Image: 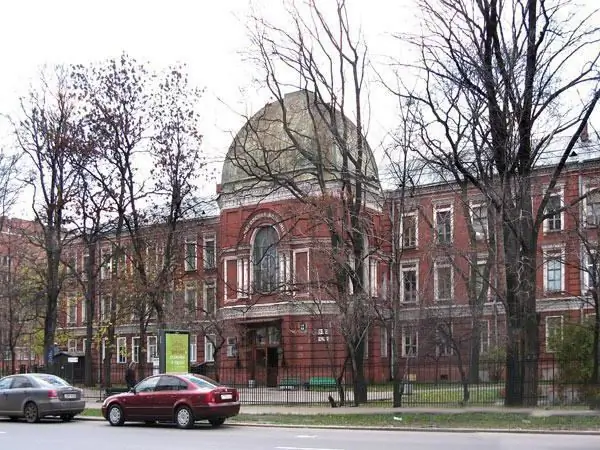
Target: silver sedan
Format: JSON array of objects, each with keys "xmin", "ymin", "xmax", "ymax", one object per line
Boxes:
[{"xmin": 0, "ymin": 373, "xmax": 85, "ymax": 423}]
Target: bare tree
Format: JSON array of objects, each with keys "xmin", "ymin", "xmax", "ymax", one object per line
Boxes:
[
  {"xmin": 235, "ymin": 0, "xmax": 377, "ymax": 405},
  {"xmin": 14, "ymin": 68, "xmax": 84, "ymax": 369},
  {"xmin": 391, "ymin": 0, "xmax": 600, "ymax": 406}
]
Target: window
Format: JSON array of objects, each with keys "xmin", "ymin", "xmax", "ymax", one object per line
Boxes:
[
  {"xmin": 190, "ymin": 335, "xmax": 197, "ymax": 363},
  {"xmin": 434, "ymin": 206, "xmax": 452, "ymax": 244},
  {"xmin": 544, "ymin": 249, "xmax": 564, "ymax": 293},
  {"xmin": 136, "ymin": 376, "xmax": 159, "ymax": 393},
  {"xmin": 67, "ymin": 298, "xmax": 77, "ymax": 325},
  {"xmin": 473, "ymin": 261, "xmax": 490, "ymax": 302},
  {"xmin": 401, "ymin": 263, "xmax": 418, "ymax": 303},
  {"xmin": 117, "ymin": 337, "xmax": 127, "ymax": 364},
  {"xmin": 402, "ymin": 328, "xmax": 418, "ymax": 357},
  {"xmin": 369, "ymin": 258, "xmax": 378, "ymax": 297},
  {"xmin": 434, "ymin": 262, "xmax": 453, "ymax": 302},
  {"xmin": 545, "ymin": 316, "xmax": 564, "ymax": 352},
  {"xmin": 585, "ymin": 189, "xmax": 600, "ymax": 227},
  {"xmin": 544, "ymin": 193, "xmax": 563, "ymax": 232},
  {"xmin": 203, "ymin": 236, "xmax": 216, "ymax": 269},
  {"xmin": 101, "ymin": 248, "xmax": 112, "ymax": 279},
  {"xmin": 82, "ymin": 253, "xmax": 90, "ymax": 280},
  {"xmin": 253, "ymin": 226, "xmax": 279, "ymax": 292},
  {"xmin": 184, "ymin": 239, "xmax": 197, "ymax": 271},
  {"xmin": 81, "ymin": 298, "xmax": 87, "ymax": 324},
  {"xmin": 132, "ymin": 337, "xmax": 140, "ymax": 363},
  {"xmin": 471, "ymin": 204, "xmax": 488, "ymax": 239},
  {"xmin": 316, "ymin": 328, "xmax": 330, "ymax": 342},
  {"xmin": 82, "ymin": 339, "xmax": 88, "ymax": 353},
  {"xmin": 584, "ymin": 249, "xmax": 600, "ymax": 292},
  {"xmin": 435, "ymin": 325, "xmax": 453, "ymax": 356},
  {"xmin": 185, "ymin": 284, "xmax": 197, "ymax": 316},
  {"xmin": 99, "ymin": 293, "xmax": 111, "ymax": 321},
  {"xmin": 380, "ymin": 326, "xmax": 388, "ymax": 358},
  {"xmin": 479, "ymin": 320, "xmax": 490, "ymax": 354},
  {"xmin": 156, "ymin": 375, "xmax": 188, "ymax": 391},
  {"xmin": 0, "ymin": 378, "xmax": 12, "ymax": 389},
  {"xmin": 204, "ymin": 281, "xmax": 216, "ymax": 315},
  {"xmin": 147, "ymin": 336, "xmax": 158, "ymax": 363},
  {"xmin": 101, "ymin": 338, "xmax": 107, "ymax": 361},
  {"xmin": 204, "ymin": 335, "xmax": 215, "ymax": 362},
  {"xmin": 401, "ymin": 213, "xmax": 417, "ymax": 248},
  {"xmin": 226, "ymin": 337, "xmax": 237, "ymax": 357},
  {"xmin": 67, "ymin": 339, "xmax": 77, "ymax": 353}
]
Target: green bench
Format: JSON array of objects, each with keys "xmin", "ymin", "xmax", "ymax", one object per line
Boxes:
[
  {"xmin": 278, "ymin": 377, "xmax": 302, "ymax": 390},
  {"xmin": 306, "ymin": 377, "xmax": 336, "ymax": 390}
]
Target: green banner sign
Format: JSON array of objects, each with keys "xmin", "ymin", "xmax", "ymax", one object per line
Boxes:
[{"xmin": 164, "ymin": 332, "xmax": 189, "ymax": 374}]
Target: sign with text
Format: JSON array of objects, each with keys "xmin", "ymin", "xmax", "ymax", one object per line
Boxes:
[{"xmin": 160, "ymin": 330, "xmax": 190, "ymax": 374}]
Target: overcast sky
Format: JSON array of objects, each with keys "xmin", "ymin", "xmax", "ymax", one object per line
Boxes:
[{"xmin": 0, "ymin": 0, "xmax": 597, "ymax": 218}]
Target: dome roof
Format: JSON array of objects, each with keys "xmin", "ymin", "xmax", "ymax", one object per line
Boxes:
[{"xmin": 220, "ymin": 90, "xmax": 379, "ymax": 194}]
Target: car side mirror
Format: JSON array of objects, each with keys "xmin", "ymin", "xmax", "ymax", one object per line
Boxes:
[{"xmin": 129, "ymin": 387, "xmax": 136, "ymax": 394}]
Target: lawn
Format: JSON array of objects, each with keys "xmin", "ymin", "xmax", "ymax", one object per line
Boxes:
[{"xmin": 79, "ymin": 408, "xmax": 600, "ymax": 431}]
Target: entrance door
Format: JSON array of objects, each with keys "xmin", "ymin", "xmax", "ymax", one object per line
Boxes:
[{"xmin": 266, "ymin": 347, "xmax": 279, "ymax": 388}]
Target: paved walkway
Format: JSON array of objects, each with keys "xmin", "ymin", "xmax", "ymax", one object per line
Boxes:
[{"xmin": 84, "ymin": 401, "xmax": 600, "ymax": 416}]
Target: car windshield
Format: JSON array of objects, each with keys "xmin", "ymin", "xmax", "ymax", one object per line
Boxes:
[
  {"xmin": 183, "ymin": 374, "xmax": 220, "ymax": 389},
  {"xmin": 32, "ymin": 374, "xmax": 71, "ymax": 387}
]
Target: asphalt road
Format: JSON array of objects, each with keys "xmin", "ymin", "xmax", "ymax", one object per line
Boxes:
[{"xmin": 1, "ymin": 419, "xmax": 599, "ymax": 450}]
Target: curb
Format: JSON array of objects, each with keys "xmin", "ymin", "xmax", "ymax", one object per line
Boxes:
[{"xmin": 75, "ymin": 416, "xmax": 600, "ymax": 435}]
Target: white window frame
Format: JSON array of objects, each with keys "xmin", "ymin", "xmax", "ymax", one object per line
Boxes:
[
  {"xmin": 82, "ymin": 338, "xmax": 87, "ymax": 353},
  {"xmin": 132, "ymin": 337, "xmax": 140, "ymax": 363},
  {"xmin": 479, "ymin": 320, "xmax": 490, "ymax": 354},
  {"xmin": 434, "ymin": 205, "xmax": 453, "ymax": 244},
  {"xmin": 116, "ymin": 337, "xmax": 127, "ymax": 364},
  {"xmin": 203, "ymin": 235, "xmax": 216, "ymax": 269},
  {"xmin": 543, "ymin": 189, "xmax": 564, "ymax": 233},
  {"xmin": 545, "ymin": 315, "xmax": 564, "ymax": 352},
  {"xmin": 67, "ymin": 339, "xmax": 77, "ymax": 353},
  {"xmin": 543, "ymin": 247, "xmax": 565, "ymax": 293},
  {"xmin": 380, "ymin": 326, "xmax": 388, "ymax": 358},
  {"xmin": 401, "ymin": 212, "xmax": 418, "ymax": 248},
  {"xmin": 190, "ymin": 335, "xmax": 197, "ymax": 363},
  {"xmin": 204, "ymin": 335, "xmax": 215, "ymax": 362},
  {"xmin": 583, "ymin": 246, "xmax": 600, "ymax": 293},
  {"xmin": 80, "ymin": 297, "xmax": 86, "ymax": 324},
  {"xmin": 401, "ymin": 328, "xmax": 418, "ymax": 357},
  {"xmin": 474, "ymin": 260, "xmax": 492, "ymax": 303},
  {"xmin": 470, "ymin": 203, "xmax": 488, "ymax": 240},
  {"xmin": 184, "ymin": 238, "xmax": 197, "ymax": 272},
  {"xmin": 147, "ymin": 336, "xmax": 158, "ymax": 363},
  {"xmin": 185, "ymin": 283, "xmax": 197, "ymax": 315},
  {"xmin": 226, "ymin": 337, "xmax": 237, "ymax": 357},
  {"xmin": 369, "ymin": 257, "xmax": 378, "ymax": 297},
  {"xmin": 435, "ymin": 325, "xmax": 453, "ymax": 357},
  {"xmin": 236, "ymin": 256, "xmax": 249, "ymax": 299},
  {"xmin": 82, "ymin": 253, "xmax": 90, "ymax": 280},
  {"xmin": 100, "ymin": 247, "xmax": 112, "ymax": 280},
  {"xmin": 434, "ymin": 260, "xmax": 453, "ymax": 302},
  {"xmin": 584, "ymin": 185, "xmax": 600, "ymax": 228},
  {"xmin": 400, "ymin": 262, "xmax": 419, "ymax": 304},
  {"xmin": 67, "ymin": 298, "xmax": 77, "ymax": 326},
  {"xmin": 203, "ymin": 280, "xmax": 217, "ymax": 315},
  {"xmin": 101, "ymin": 338, "xmax": 107, "ymax": 361}
]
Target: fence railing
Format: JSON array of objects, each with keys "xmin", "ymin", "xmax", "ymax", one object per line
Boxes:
[{"xmin": 3, "ymin": 357, "xmax": 598, "ymax": 407}]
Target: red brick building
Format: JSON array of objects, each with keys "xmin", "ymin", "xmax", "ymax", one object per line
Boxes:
[{"xmin": 23, "ymin": 91, "xmax": 600, "ymax": 386}]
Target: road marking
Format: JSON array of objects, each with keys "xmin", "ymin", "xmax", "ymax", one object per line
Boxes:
[
  {"xmin": 296, "ymin": 435, "xmax": 318, "ymax": 438},
  {"xmin": 275, "ymin": 447, "xmax": 342, "ymax": 450}
]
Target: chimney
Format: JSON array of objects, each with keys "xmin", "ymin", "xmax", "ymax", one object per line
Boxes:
[{"xmin": 581, "ymin": 122, "xmax": 590, "ymax": 143}]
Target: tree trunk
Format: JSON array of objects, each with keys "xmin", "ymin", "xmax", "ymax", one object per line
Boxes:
[
  {"xmin": 84, "ymin": 243, "xmax": 96, "ymax": 387},
  {"xmin": 138, "ymin": 316, "xmax": 147, "ymax": 380},
  {"xmin": 469, "ymin": 324, "xmax": 481, "ymax": 384},
  {"xmin": 351, "ymin": 340, "xmax": 367, "ymax": 405},
  {"xmin": 592, "ymin": 293, "xmax": 600, "ymax": 384}
]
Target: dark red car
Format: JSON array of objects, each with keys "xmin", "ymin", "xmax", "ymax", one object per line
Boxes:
[{"xmin": 101, "ymin": 373, "xmax": 240, "ymax": 429}]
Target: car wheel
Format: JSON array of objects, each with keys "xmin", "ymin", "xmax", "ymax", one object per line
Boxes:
[
  {"xmin": 209, "ymin": 418, "xmax": 226, "ymax": 428},
  {"xmin": 107, "ymin": 404, "xmax": 125, "ymax": 427},
  {"xmin": 175, "ymin": 406, "xmax": 194, "ymax": 429},
  {"xmin": 61, "ymin": 414, "xmax": 74, "ymax": 422},
  {"xmin": 24, "ymin": 402, "xmax": 40, "ymax": 424}
]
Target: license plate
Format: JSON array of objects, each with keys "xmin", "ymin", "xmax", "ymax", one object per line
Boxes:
[
  {"xmin": 220, "ymin": 393, "xmax": 233, "ymax": 400},
  {"xmin": 64, "ymin": 393, "xmax": 77, "ymax": 399}
]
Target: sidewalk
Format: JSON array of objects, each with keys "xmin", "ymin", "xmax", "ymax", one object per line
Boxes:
[{"xmin": 84, "ymin": 401, "xmax": 600, "ymax": 416}]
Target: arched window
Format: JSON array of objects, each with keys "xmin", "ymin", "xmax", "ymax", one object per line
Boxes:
[{"xmin": 253, "ymin": 226, "xmax": 279, "ymax": 292}]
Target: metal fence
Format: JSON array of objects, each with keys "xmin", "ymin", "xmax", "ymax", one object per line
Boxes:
[{"xmin": 48, "ymin": 357, "xmax": 597, "ymax": 407}]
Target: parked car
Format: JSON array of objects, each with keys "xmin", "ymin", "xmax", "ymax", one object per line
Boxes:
[
  {"xmin": 0, "ymin": 373, "xmax": 85, "ymax": 423},
  {"xmin": 101, "ymin": 373, "xmax": 240, "ymax": 429}
]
